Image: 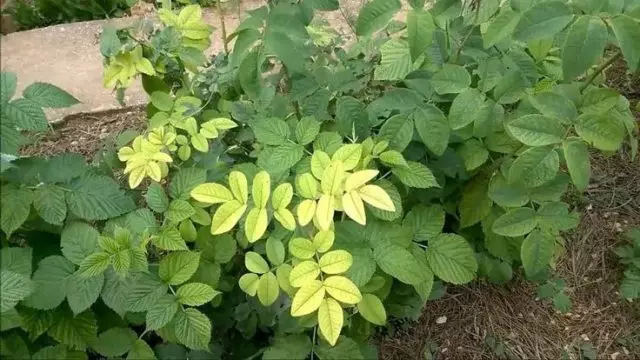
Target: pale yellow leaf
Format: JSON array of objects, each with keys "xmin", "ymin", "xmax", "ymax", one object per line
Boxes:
[
  {"xmin": 211, "ymin": 200, "xmax": 247, "ymax": 235},
  {"xmin": 315, "ymin": 194, "xmax": 335, "ymax": 231},
  {"xmin": 331, "ymin": 144, "xmax": 363, "ymax": 170},
  {"xmin": 358, "ymin": 185, "xmax": 395, "ymax": 211},
  {"xmin": 318, "ymin": 250, "xmax": 353, "ymax": 275},
  {"xmin": 128, "ymin": 166, "xmax": 146, "ymax": 189},
  {"xmin": 344, "ymin": 170, "xmax": 379, "ymax": 192},
  {"xmin": 313, "ymin": 230, "xmax": 335, "ymax": 253},
  {"xmin": 289, "ymin": 260, "xmax": 321, "ymax": 288},
  {"xmin": 271, "ymin": 183, "xmax": 293, "ymax": 209},
  {"xmin": 321, "ymin": 161, "xmax": 345, "ymax": 195},
  {"xmin": 238, "ymin": 273, "xmax": 259, "ymax": 296},
  {"xmin": 295, "ymin": 173, "xmax": 318, "ymax": 199},
  {"xmin": 323, "ymin": 276, "xmax": 362, "ymax": 304},
  {"xmin": 273, "ymin": 208, "xmax": 296, "ymax": 231},
  {"xmin": 311, "ymin": 151, "xmax": 331, "ymax": 180},
  {"xmin": 252, "ymin": 171, "xmax": 271, "ymax": 208},
  {"xmin": 244, "ymin": 208, "xmax": 268, "ymax": 243},
  {"xmin": 297, "ymin": 199, "xmax": 317, "ymax": 226},
  {"xmin": 228, "ymin": 171, "xmax": 248, "ymax": 204},
  {"xmin": 288, "ymin": 238, "xmax": 316, "ymax": 260},
  {"xmin": 341, "ymin": 191, "xmax": 367, "ymax": 225},
  {"xmin": 191, "ymin": 183, "xmax": 234, "ymax": 204},
  {"xmin": 318, "ymin": 297, "xmax": 344, "ymax": 346},
  {"xmin": 291, "ymin": 280, "xmax": 325, "ymax": 317}
]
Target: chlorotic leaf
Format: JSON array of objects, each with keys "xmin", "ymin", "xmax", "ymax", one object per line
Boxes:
[
  {"xmin": 245, "ymin": 252, "xmax": 270, "ymax": 274},
  {"xmin": 290, "ymin": 280, "xmax": 325, "ymax": 317},
  {"xmin": 211, "ymin": 200, "xmax": 247, "ymax": 235},
  {"xmin": 319, "ymin": 250, "xmax": 353, "ymax": 275},
  {"xmin": 289, "ymin": 260, "xmax": 321, "ymax": 288},
  {"xmin": 190, "ymin": 183, "xmax": 234, "ymax": 204},
  {"xmin": 257, "ymin": 272, "xmax": 279, "ymax": 306},
  {"xmin": 239, "ymin": 273, "xmax": 260, "ymax": 296},
  {"xmin": 297, "ymin": 199, "xmax": 317, "ymax": 226},
  {"xmin": 252, "ymin": 171, "xmax": 271, "ymax": 208},
  {"xmin": 358, "ymin": 185, "xmax": 395, "ymax": 212},
  {"xmin": 228, "ymin": 171, "xmax": 249, "ymax": 204},
  {"xmin": 318, "ymin": 297, "xmax": 343, "ymax": 346},
  {"xmin": 315, "ymin": 194, "xmax": 335, "ymax": 231},
  {"xmin": 313, "ymin": 230, "xmax": 335, "ymax": 253},
  {"xmin": 244, "ymin": 208, "xmax": 268, "ymax": 243},
  {"xmin": 323, "ymin": 276, "xmax": 362, "ymax": 304},
  {"xmin": 342, "ymin": 191, "xmax": 367, "ymax": 225},
  {"xmin": 289, "ymin": 238, "xmax": 316, "ymax": 260}
]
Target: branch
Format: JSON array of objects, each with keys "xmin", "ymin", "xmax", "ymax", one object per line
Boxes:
[{"xmin": 580, "ymin": 51, "xmax": 622, "ymax": 93}]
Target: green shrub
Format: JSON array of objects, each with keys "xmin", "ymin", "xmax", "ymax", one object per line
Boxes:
[
  {"xmin": 616, "ymin": 228, "xmax": 640, "ymax": 299},
  {"xmin": 1, "ymin": 0, "xmax": 639, "ymax": 358},
  {"xmin": 3, "ymin": 0, "xmax": 136, "ymax": 30}
]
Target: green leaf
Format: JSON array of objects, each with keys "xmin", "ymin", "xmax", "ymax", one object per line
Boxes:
[
  {"xmin": 407, "ymin": 9, "xmax": 434, "ymax": 61},
  {"xmin": 513, "ymin": 1, "xmax": 573, "ymax": 42},
  {"xmin": 335, "ymin": 96, "xmax": 369, "ymax": 140},
  {"xmin": 5, "ymin": 98, "xmax": 48, "ymax": 131},
  {"xmin": 100, "ymin": 25, "xmax": 121, "ymax": 57},
  {"xmin": 22, "ymin": 256, "xmax": 74, "ymax": 310},
  {"xmin": 257, "ymin": 272, "xmax": 279, "ymax": 306},
  {"xmin": 357, "ymin": 293, "xmax": 387, "ymax": 325},
  {"xmin": 529, "ymin": 92, "xmax": 578, "ymax": 123},
  {"xmin": 1, "ymin": 247, "xmax": 32, "ymax": 276},
  {"xmin": 392, "ymin": 161, "xmax": 439, "ymax": 189},
  {"xmin": 172, "ymin": 308, "xmax": 211, "ymax": 350},
  {"xmin": 31, "ymin": 344, "xmax": 66, "ymax": 360},
  {"xmin": 177, "ymin": 283, "xmax": 217, "ymax": 306},
  {"xmin": 1, "ymin": 72, "xmax": 17, "ymax": 104},
  {"xmin": 146, "ymin": 294, "xmax": 179, "ymax": 330},
  {"xmin": 48, "ymin": 309, "xmax": 97, "ymax": 350},
  {"xmin": 521, "ymin": 230, "xmax": 555, "ymax": 278},
  {"xmin": 508, "ymin": 146, "xmax": 559, "ymax": 188},
  {"xmin": 146, "ymin": 182, "xmax": 170, "ymax": 212},
  {"xmin": 483, "ymin": 6, "xmax": 521, "ymax": 48},
  {"xmin": 580, "ymin": 88, "xmax": 619, "ymax": 114},
  {"xmin": 263, "ymin": 334, "xmax": 311, "ymax": 360},
  {"xmin": 23, "ymin": 82, "xmax": 80, "ymax": 108},
  {"xmin": 374, "ymin": 39, "xmax": 416, "ymax": 81},
  {"xmin": 295, "ymin": 116, "xmax": 321, "ymax": 145},
  {"xmin": 245, "ymin": 251, "xmax": 270, "ymax": 274},
  {"xmin": 562, "ymin": 16, "xmax": 608, "ymax": 81},
  {"xmin": 154, "ymin": 226, "xmax": 189, "ymax": 251},
  {"xmin": 620, "ymin": 271, "xmax": 640, "ymax": 299},
  {"xmin": 404, "ymin": 205, "xmax": 445, "ymax": 241},
  {"xmin": 33, "ymin": 185, "xmax": 67, "ymax": 225},
  {"xmin": 61, "ymin": 222, "xmax": 99, "ymax": 265},
  {"xmin": 100, "ymin": 269, "xmax": 130, "ymax": 316},
  {"xmin": 125, "ymin": 272, "xmax": 168, "ymax": 312},
  {"xmin": 128, "ymin": 339, "xmax": 157, "ymax": 360},
  {"xmin": 457, "ymin": 139, "xmax": 489, "ymax": 171},
  {"xmin": 258, "ymin": 143, "xmax": 304, "ymax": 174},
  {"xmin": 488, "ymin": 173, "xmax": 529, "ymax": 208},
  {"xmin": 313, "ymin": 132, "xmax": 343, "ymax": 155},
  {"xmin": 459, "ymin": 175, "xmax": 493, "ymax": 228},
  {"xmin": 150, "ymin": 91, "xmax": 173, "ymax": 112},
  {"xmin": 492, "ymin": 208, "xmax": 538, "ymax": 237},
  {"xmin": 66, "ymin": 271, "xmax": 104, "ymax": 315},
  {"xmin": 448, "ymin": 89, "xmax": 484, "ymax": 130},
  {"xmin": 355, "ymin": 0, "xmax": 402, "ymax": 36},
  {"xmin": 0, "ymin": 270, "xmax": 33, "ymax": 312},
  {"xmin": 431, "ymin": 64, "xmax": 471, "ymax": 95},
  {"xmin": 610, "ymin": 14, "xmax": 640, "ymax": 73},
  {"xmin": 563, "ymin": 139, "xmax": 590, "ymax": 192},
  {"xmin": 426, "ymin": 233, "xmax": 478, "ymax": 285},
  {"xmin": 66, "ymin": 174, "xmax": 135, "ymax": 220},
  {"xmin": 574, "ymin": 114, "xmax": 625, "ymax": 151},
  {"xmin": 315, "ymin": 336, "xmax": 364, "ymax": 360},
  {"xmin": 170, "ymin": 168, "xmax": 207, "ymax": 200},
  {"xmin": 166, "ymin": 200, "xmax": 196, "ymax": 222},
  {"xmin": 252, "ymin": 118, "xmax": 290, "ymax": 145},
  {"xmin": 378, "ymin": 114, "xmax": 413, "ymax": 151},
  {"xmin": 373, "ymin": 242, "xmax": 425, "ymax": 285},
  {"xmin": 507, "ymin": 115, "xmax": 565, "ymax": 146},
  {"xmin": 379, "ymin": 150, "xmax": 407, "ymax": 167},
  {"xmin": 78, "ymin": 252, "xmax": 111, "ymax": 277},
  {"xmin": 414, "ymin": 105, "xmax": 449, "ymax": 156},
  {"xmin": 536, "ymin": 202, "xmax": 579, "ymax": 232},
  {"xmin": 1, "ymin": 185, "xmax": 32, "ymax": 237},
  {"xmin": 91, "ymin": 327, "xmax": 137, "ymax": 357},
  {"xmin": 159, "ymin": 251, "xmax": 201, "ymax": 286}
]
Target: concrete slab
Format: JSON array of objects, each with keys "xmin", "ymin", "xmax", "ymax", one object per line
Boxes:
[{"xmin": 0, "ymin": 1, "xmax": 361, "ymax": 123}]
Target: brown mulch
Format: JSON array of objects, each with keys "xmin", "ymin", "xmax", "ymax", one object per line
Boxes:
[{"xmin": 20, "ymin": 106, "xmax": 146, "ymax": 159}]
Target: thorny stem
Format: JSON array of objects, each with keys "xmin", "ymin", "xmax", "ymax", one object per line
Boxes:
[
  {"xmin": 580, "ymin": 50, "xmax": 622, "ymax": 93},
  {"xmin": 218, "ymin": 0, "xmax": 229, "ymax": 53}
]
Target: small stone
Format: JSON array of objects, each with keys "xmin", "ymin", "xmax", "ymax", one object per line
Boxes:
[
  {"xmin": 611, "ymin": 352, "xmax": 620, "ymax": 360},
  {"xmin": 581, "ymin": 334, "xmax": 590, "ymax": 341},
  {"xmin": 586, "ymin": 204, "xmax": 593, "ymax": 211},
  {"xmin": 441, "ymin": 348, "xmax": 448, "ymax": 353},
  {"xmin": 550, "ymin": 319, "xmax": 556, "ymax": 325},
  {"xmin": 436, "ymin": 316, "xmax": 447, "ymax": 324}
]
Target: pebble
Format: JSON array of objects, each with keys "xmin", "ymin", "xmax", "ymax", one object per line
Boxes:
[
  {"xmin": 581, "ymin": 334, "xmax": 590, "ymax": 341},
  {"xmin": 436, "ymin": 316, "xmax": 447, "ymax": 324},
  {"xmin": 611, "ymin": 352, "xmax": 620, "ymax": 359}
]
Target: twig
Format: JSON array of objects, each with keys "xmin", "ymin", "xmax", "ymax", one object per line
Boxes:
[
  {"xmin": 580, "ymin": 51, "xmax": 622, "ymax": 93},
  {"xmin": 217, "ymin": 0, "xmax": 229, "ymax": 53}
]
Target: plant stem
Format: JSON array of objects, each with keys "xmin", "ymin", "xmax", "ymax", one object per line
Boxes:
[
  {"xmin": 310, "ymin": 326, "xmax": 317, "ymax": 360},
  {"xmin": 217, "ymin": 0, "xmax": 229, "ymax": 53},
  {"xmin": 580, "ymin": 51, "xmax": 622, "ymax": 93}
]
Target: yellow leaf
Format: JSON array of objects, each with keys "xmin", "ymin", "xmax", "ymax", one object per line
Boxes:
[
  {"xmin": 244, "ymin": 208, "xmax": 268, "ymax": 243},
  {"xmin": 151, "ymin": 152, "xmax": 173, "ymax": 163},
  {"xmin": 331, "ymin": 144, "xmax": 363, "ymax": 171},
  {"xmin": 229, "ymin": 171, "xmax": 248, "ymax": 204},
  {"xmin": 178, "ymin": 4, "xmax": 202, "ymax": 24},
  {"xmin": 318, "ymin": 250, "xmax": 353, "ymax": 275},
  {"xmin": 357, "ymin": 293, "xmax": 387, "ymax": 325},
  {"xmin": 117, "ymin": 146, "xmax": 135, "ymax": 161},
  {"xmin": 271, "ymin": 183, "xmax": 293, "ymax": 209},
  {"xmin": 191, "ymin": 183, "xmax": 234, "ymax": 204},
  {"xmin": 274, "ymin": 208, "xmax": 296, "ymax": 231},
  {"xmin": 288, "ymin": 238, "xmax": 316, "ymax": 260},
  {"xmin": 146, "ymin": 162, "xmax": 162, "ymax": 182},
  {"xmin": 295, "ymin": 173, "xmax": 318, "ymax": 199},
  {"xmin": 297, "ymin": 199, "xmax": 317, "ymax": 226},
  {"xmin": 191, "ymin": 133, "xmax": 209, "ymax": 152},
  {"xmin": 209, "ymin": 117, "xmax": 237, "ymax": 130},
  {"xmin": 358, "ymin": 185, "xmax": 395, "ymax": 211},
  {"xmin": 257, "ymin": 272, "xmax": 279, "ymax": 306},
  {"xmin": 276, "ymin": 264, "xmax": 295, "ymax": 295},
  {"xmin": 311, "ymin": 151, "xmax": 331, "ymax": 180},
  {"xmin": 199, "ymin": 127, "xmax": 218, "ymax": 139},
  {"xmin": 313, "ymin": 230, "xmax": 335, "ymax": 253},
  {"xmin": 344, "ymin": 170, "xmax": 379, "ymax": 192},
  {"xmin": 128, "ymin": 166, "xmax": 146, "ymax": 189},
  {"xmin": 245, "ymin": 251, "xmax": 270, "ymax": 274},
  {"xmin": 321, "ymin": 160, "xmax": 345, "ymax": 195},
  {"xmin": 211, "ymin": 200, "xmax": 247, "ymax": 235},
  {"xmin": 289, "ymin": 260, "xmax": 321, "ymax": 287},
  {"xmin": 318, "ymin": 297, "xmax": 343, "ymax": 346},
  {"xmin": 341, "ymin": 191, "xmax": 367, "ymax": 225},
  {"xmin": 238, "ymin": 273, "xmax": 259, "ymax": 296},
  {"xmin": 323, "ymin": 276, "xmax": 362, "ymax": 304},
  {"xmin": 291, "ymin": 280, "xmax": 325, "ymax": 317},
  {"xmin": 252, "ymin": 171, "xmax": 271, "ymax": 208},
  {"xmin": 315, "ymin": 194, "xmax": 335, "ymax": 231}
]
